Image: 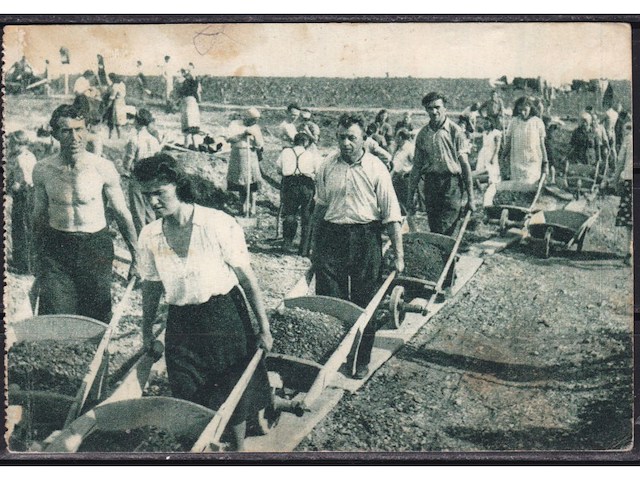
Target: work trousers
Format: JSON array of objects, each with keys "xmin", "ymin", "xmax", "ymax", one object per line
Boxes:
[
  {"xmin": 129, "ymin": 181, "xmax": 156, "ymax": 236},
  {"xmin": 10, "ymin": 188, "xmax": 34, "ymax": 274},
  {"xmin": 313, "ymin": 221, "xmax": 383, "ymax": 366},
  {"xmin": 281, "ymin": 175, "xmax": 315, "ymax": 255},
  {"xmin": 423, "ymin": 172, "xmax": 464, "ymax": 236},
  {"xmin": 38, "ymin": 227, "xmax": 114, "ymax": 323}
]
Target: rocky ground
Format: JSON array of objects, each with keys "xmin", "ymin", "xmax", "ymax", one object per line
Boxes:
[{"xmin": 3, "ymin": 95, "xmax": 635, "ymax": 454}]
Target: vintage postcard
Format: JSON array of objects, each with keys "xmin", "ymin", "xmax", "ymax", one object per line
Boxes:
[{"xmin": 2, "ymin": 19, "xmax": 636, "ymax": 461}]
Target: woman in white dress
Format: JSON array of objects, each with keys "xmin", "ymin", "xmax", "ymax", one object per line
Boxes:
[
  {"xmin": 501, "ymin": 96, "xmax": 549, "ymax": 185},
  {"xmin": 474, "ymin": 116, "xmax": 503, "ymax": 206}
]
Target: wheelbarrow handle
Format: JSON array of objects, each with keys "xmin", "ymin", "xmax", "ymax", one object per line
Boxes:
[{"xmin": 191, "ymin": 348, "xmax": 265, "ymax": 452}]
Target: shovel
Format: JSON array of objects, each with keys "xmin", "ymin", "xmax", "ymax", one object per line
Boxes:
[{"xmin": 236, "ymin": 140, "xmax": 258, "ymax": 229}]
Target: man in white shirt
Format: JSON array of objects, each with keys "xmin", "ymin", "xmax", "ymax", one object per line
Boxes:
[
  {"xmin": 278, "ymin": 103, "xmax": 301, "ymax": 146},
  {"xmin": 312, "ymin": 114, "xmax": 404, "ymax": 379},
  {"xmin": 276, "ymin": 132, "xmax": 318, "ymax": 255}
]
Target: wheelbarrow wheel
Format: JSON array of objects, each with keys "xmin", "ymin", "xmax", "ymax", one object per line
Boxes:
[
  {"xmin": 543, "ymin": 227, "xmax": 553, "ymax": 259},
  {"xmin": 499, "ymin": 209, "xmax": 509, "ymax": 237},
  {"xmin": 389, "ymin": 286, "xmax": 406, "ymax": 329},
  {"xmin": 248, "ymin": 406, "xmax": 279, "ymax": 436}
]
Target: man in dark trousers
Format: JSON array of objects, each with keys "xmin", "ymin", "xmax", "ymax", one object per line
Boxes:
[
  {"xmin": 409, "ymin": 92, "xmax": 475, "ymax": 235},
  {"xmin": 32, "ymin": 103, "xmax": 138, "ymax": 323},
  {"xmin": 276, "ymin": 132, "xmax": 319, "ymax": 255},
  {"xmin": 312, "ymin": 114, "xmax": 404, "ymax": 379}
]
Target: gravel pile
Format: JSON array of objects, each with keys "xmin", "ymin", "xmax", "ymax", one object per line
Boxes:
[
  {"xmin": 78, "ymin": 426, "xmax": 191, "ymax": 452},
  {"xmin": 270, "ymin": 307, "xmax": 346, "ymax": 363},
  {"xmin": 8, "ymin": 340, "xmax": 96, "ymax": 396},
  {"xmin": 401, "ymin": 236, "xmax": 449, "ymax": 283},
  {"xmin": 143, "ymin": 372, "xmax": 172, "ymax": 397},
  {"xmin": 493, "ymin": 190, "xmax": 536, "ymax": 207}
]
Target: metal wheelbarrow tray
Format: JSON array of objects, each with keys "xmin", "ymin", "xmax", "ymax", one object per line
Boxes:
[
  {"xmin": 42, "ymin": 349, "xmax": 325, "ymax": 452},
  {"xmin": 387, "ymin": 210, "xmax": 471, "ymax": 329},
  {"xmin": 6, "ymin": 314, "xmax": 111, "ymax": 450},
  {"xmin": 6, "ymin": 279, "xmax": 137, "ymax": 451},
  {"xmin": 485, "ymin": 174, "xmax": 547, "ymax": 236},
  {"xmin": 528, "ymin": 209, "xmax": 600, "ymax": 258}
]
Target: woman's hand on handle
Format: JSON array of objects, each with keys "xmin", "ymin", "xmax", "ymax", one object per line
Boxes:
[{"xmin": 258, "ymin": 328, "xmax": 273, "ymax": 352}]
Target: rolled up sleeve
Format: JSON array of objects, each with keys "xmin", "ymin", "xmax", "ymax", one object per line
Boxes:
[{"xmin": 376, "ymin": 168, "xmax": 403, "ymax": 224}]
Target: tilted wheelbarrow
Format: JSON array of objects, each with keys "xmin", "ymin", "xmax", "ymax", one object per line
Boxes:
[
  {"xmin": 528, "ymin": 209, "xmax": 600, "ymax": 258},
  {"xmin": 43, "ymin": 348, "xmax": 321, "ymax": 452},
  {"xmin": 561, "ymin": 149, "xmax": 607, "ymax": 200},
  {"xmin": 6, "ymin": 279, "xmax": 136, "ymax": 451},
  {"xmin": 485, "ymin": 174, "xmax": 547, "ymax": 236},
  {"xmin": 387, "ymin": 210, "xmax": 472, "ymax": 329}
]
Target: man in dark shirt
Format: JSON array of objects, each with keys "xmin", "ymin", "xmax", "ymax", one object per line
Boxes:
[{"xmin": 409, "ymin": 92, "xmax": 475, "ymax": 235}]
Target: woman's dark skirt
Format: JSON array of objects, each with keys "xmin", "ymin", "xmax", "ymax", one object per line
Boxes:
[
  {"xmin": 166, "ymin": 286, "xmax": 272, "ymax": 425},
  {"xmin": 615, "ymin": 180, "xmax": 632, "ymax": 228}
]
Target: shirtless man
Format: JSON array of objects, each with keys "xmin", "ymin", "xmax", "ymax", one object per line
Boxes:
[{"xmin": 32, "ymin": 104, "xmax": 138, "ymax": 323}]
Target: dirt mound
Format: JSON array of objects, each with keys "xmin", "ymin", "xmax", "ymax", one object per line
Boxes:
[
  {"xmin": 8, "ymin": 340, "xmax": 96, "ymax": 396},
  {"xmin": 493, "ymin": 190, "xmax": 536, "ymax": 207},
  {"xmin": 79, "ymin": 426, "xmax": 191, "ymax": 452},
  {"xmin": 401, "ymin": 236, "xmax": 449, "ymax": 283},
  {"xmin": 270, "ymin": 307, "xmax": 346, "ymax": 363}
]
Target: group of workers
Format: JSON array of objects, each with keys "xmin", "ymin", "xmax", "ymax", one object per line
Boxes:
[{"xmin": 6, "ymin": 79, "xmax": 634, "ymax": 450}]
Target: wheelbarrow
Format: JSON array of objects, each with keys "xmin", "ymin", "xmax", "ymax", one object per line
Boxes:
[
  {"xmin": 560, "ymin": 150, "xmax": 607, "ymax": 200},
  {"xmin": 528, "ymin": 209, "xmax": 600, "ymax": 258},
  {"xmin": 44, "ymin": 348, "xmax": 320, "ymax": 452},
  {"xmin": 387, "ymin": 209, "xmax": 472, "ymax": 329},
  {"xmin": 6, "ymin": 278, "xmax": 137, "ymax": 451},
  {"xmin": 485, "ymin": 173, "xmax": 547, "ymax": 236}
]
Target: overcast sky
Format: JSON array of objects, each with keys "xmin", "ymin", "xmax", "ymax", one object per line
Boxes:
[{"xmin": 3, "ymin": 22, "xmax": 632, "ymax": 85}]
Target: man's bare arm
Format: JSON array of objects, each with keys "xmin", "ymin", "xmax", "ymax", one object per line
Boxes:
[
  {"xmin": 385, "ymin": 221, "xmax": 404, "ymax": 273},
  {"xmin": 102, "ymin": 161, "xmax": 139, "ymax": 275},
  {"xmin": 32, "ymin": 164, "xmax": 49, "ymax": 274},
  {"xmin": 458, "ymin": 153, "xmax": 476, "ymax": 211}
]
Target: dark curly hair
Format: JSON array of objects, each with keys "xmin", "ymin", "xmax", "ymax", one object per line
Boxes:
[
  {"xmin": 337, "ymin": 113, "xmax": 366, "ymax": 133},
  {"xmin": 132, "ymin": 153, "xmax": 196, "ymax": 203},
  {"xmin": 422, "ymin": 92, "xmax": 447, "ymax": 108},
  {"xmin": 49, "ymin": 104, "xmax": 85, "ymax": 131}
]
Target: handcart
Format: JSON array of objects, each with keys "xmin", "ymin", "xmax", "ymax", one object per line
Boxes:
[
  {"xmin": 6, "ymin": 279, "xmax": 136, "ymax": 450},
  {"xmin": 485, "ymin": 174, "xmax": 547, "ymax": 236},
  {"xmin": 387, "ymin": 210, "xmax": 472, "ymax": 329},
  {"xmin": 528, "ymin": 209, "xmax": 600, "ymax": 258}
]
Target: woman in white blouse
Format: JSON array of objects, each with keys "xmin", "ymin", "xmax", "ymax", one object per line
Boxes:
[{"xmin": 134, "ymin": 153, "xmax": 273, "ymax": 451}]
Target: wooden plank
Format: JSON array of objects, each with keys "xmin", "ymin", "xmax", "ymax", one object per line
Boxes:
[
  {"xmin": 244, "ymin": 388, "xmax": 344, "ymax": 452},
  {"xmin": 467, "ymin": 232, "xmax": 523, "ymax": 256},
  {"xmin": 331, "ymin": 255, "xmax": 483, "ymax": 392}
]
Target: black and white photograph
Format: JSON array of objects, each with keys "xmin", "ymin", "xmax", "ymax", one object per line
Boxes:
[{"xmin": 2, "ymin": 19, "xmax": 636, "ymax": 458}]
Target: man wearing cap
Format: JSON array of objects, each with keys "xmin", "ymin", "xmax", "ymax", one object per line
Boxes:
[
  {"xmin": 409, "ymin": 92, "xmax": 475, "ymax": 236},
  {"xmin": 278, "ymin": 103, "xmax": 301, "ymax": 146},
  {"xmin": 276, "ymin": 132, "xmax": 319, "ymax": 255},
  {"xmin": 312, "ymin": 113, "xmax": 404, "ymax": 379},
  {"xmin": 32, "ymin": 103, "xmax": 138, "ymax": 323},
  {"xmin": 226, "ymin": 107, "xmax": 264, "ymax": 215},
  {"xmin": 123, "ymin": 108, "xmax": 162, "ymax": 235}
]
